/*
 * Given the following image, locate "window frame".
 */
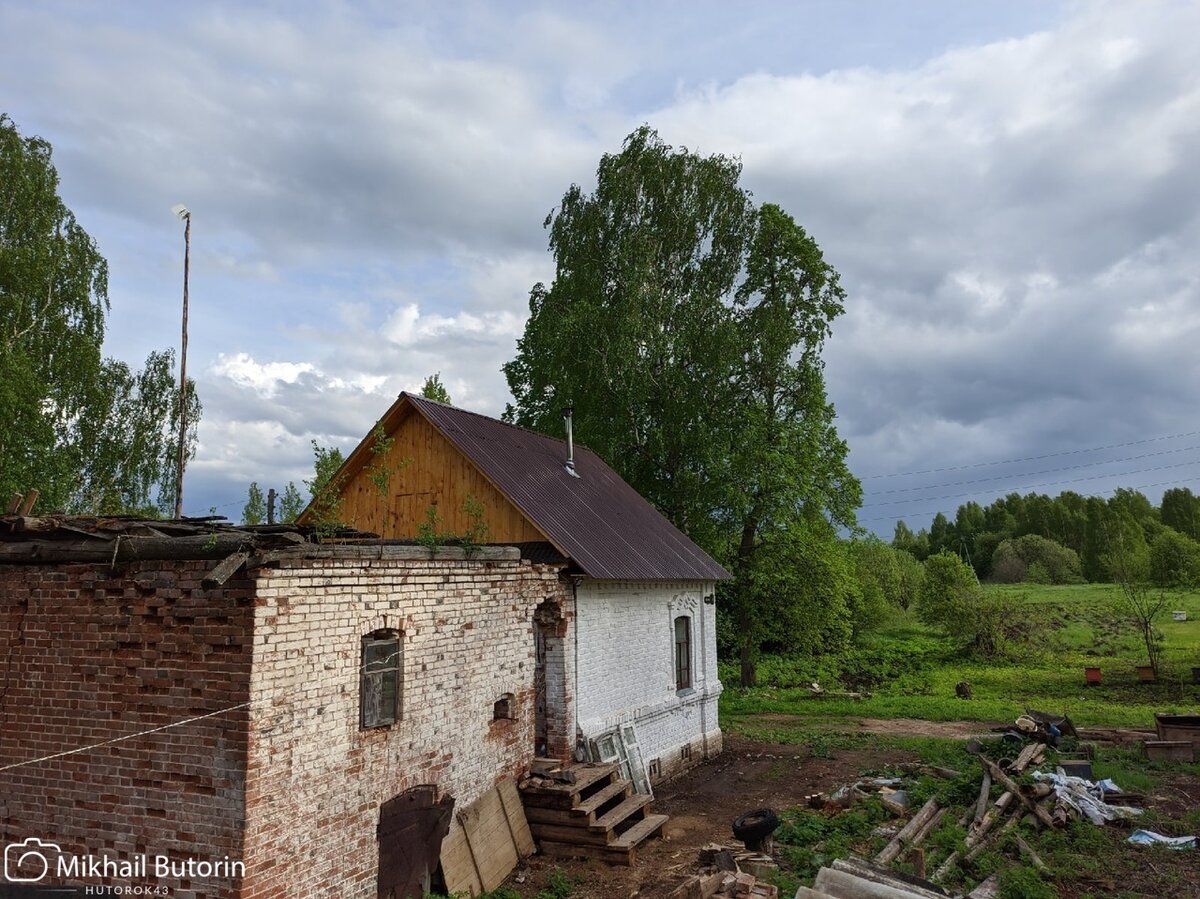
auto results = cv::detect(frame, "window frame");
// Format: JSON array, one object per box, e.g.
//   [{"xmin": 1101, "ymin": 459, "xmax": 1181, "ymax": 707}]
[
  {"xmin": 360, "ymin": 631, "xmax": 402, "ymax": 729},
  {"xmin": 673, "ymin": 615, "xmax": 692, "ymax": 692}
]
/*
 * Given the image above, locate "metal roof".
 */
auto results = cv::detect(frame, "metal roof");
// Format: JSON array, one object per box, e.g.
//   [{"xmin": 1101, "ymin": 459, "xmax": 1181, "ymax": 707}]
[{"xmin": 406, "ymin": 394, "xmax": 730, "ymax": 581}]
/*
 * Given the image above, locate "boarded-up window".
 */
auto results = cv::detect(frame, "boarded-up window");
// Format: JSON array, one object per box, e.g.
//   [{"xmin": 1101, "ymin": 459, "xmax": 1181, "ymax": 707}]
[
  {"xmin": 674, "ymin": 616, "xmax": 691, "ymax": 691},
  {"xmin": 362, "ymin": 631, "xmax": 402, "ymax": 728}
]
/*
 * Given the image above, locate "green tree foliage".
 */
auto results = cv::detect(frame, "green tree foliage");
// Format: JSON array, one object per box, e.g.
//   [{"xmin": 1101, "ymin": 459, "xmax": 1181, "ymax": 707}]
[
  {"xmin": 849, "ymin": 537, "xmax": 912, "ymax": 625},
  {"xmin": 1103, "ymin": 514, "xmax": 1169, "ymax": 674},
  {"xmin": 894, "ymin": 549, "xmax": 925, "ymax": 611},
  {"xmin": 242, "ymin": 482, "xmax": 266, "ymax": 525},
  {"xmin": 503, "ymin": 127, "xmax": 860, "ymax": 685},
  {"xmin": 905, "ymin": 486, "xmax": 1200, "ymax": 584},
  {"xmin": 420, "ymin": 372, "xmax": 452, "ymax": 404},
  {"xmin": 891, "ymin": 520, "xmax": 930, "ymax": 561},
  {"xmin": 304, "ymin": 440, "xmax": 346, "ymax": 534},
  {"xmin": 1148, "ymin": 528, "xmax": 1200, "ymax": 588},
  {"xmin": 279, "ymin": 481, "xmax": 304, "ymax": 524},
  {"xmin": 1, "ymin": 113, "xmax": 198, "ymax": 514},
  {"xmin": 989, "ymin": 534, "xmax": 1082, "ymax": 585},
  {"xmin": 916, "ymin": 551, "xmax": 1031, "ymax": 657},
  {"xmin": 915, "ymin": 552, "xmax": 981, "ymax": 631},
  {"xmin": 1160, "ymin": 487, "xmax": 1200, "ymax": 540}
]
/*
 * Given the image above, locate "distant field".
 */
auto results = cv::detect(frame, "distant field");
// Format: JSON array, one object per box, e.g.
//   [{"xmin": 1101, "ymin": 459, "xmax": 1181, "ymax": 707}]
[{"xmin": 721, "ymin": 583, "xmax": 1200, "ymax": 731}]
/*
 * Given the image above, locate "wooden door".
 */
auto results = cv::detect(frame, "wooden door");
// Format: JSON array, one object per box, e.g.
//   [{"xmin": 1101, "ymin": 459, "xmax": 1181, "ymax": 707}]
[{"xmin": 377, "ymin": 786, "xmax": 454, "ymax": 899}]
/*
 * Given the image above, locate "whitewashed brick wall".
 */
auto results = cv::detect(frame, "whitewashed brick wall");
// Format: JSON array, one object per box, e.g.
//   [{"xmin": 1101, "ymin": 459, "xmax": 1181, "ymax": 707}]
[
  {"xmin": 572, "ymin": 579, "xmax": 722, "ymax": 782},
  {"xmin": 240, "ymin": 548, "xmax": 567, "ymax": 899}
]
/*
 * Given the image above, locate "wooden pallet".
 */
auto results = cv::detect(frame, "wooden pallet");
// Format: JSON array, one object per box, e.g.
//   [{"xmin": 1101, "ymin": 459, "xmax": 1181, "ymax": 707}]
[{"xmin": 521, "ymin": 762, "xmax": 668, "ymax": 865}]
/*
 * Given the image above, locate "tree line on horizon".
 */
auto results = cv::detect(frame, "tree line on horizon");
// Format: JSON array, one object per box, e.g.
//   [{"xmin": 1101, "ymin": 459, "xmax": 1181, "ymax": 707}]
[{"xmin": 891, "ymin": 485, "xmax": 1200, "ymax": 588}]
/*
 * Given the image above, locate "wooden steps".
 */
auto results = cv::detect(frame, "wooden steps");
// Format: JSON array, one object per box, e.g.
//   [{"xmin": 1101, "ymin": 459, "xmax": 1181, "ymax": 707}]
[{"xmin": 520, "ymin": 761, "xmax": 667, "ymax": 865}]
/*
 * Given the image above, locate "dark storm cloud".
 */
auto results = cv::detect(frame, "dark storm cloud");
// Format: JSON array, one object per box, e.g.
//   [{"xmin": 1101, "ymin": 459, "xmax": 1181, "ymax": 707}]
[{"xmin": 2, "ymin": 1, "xmax": 1196, "ymax": 522}]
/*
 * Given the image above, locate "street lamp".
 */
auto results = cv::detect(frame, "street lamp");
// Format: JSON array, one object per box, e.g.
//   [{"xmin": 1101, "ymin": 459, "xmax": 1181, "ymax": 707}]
[{"xmin": 171, "ymin": 204, "xmax": 191, "ymax": 519}]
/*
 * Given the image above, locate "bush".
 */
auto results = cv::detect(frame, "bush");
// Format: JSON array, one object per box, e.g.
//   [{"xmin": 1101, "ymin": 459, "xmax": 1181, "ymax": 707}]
[
  {"xmin": 916, "ymin": 553, "xmax": 1039, "ymax": 657},
  {"xmin": 1148, "ymin": 528, "xmax": 1200, "ymax": 588},
  {"xmin": 990, "ymin": 535, "xmax": 1082, "ymax": 585}
]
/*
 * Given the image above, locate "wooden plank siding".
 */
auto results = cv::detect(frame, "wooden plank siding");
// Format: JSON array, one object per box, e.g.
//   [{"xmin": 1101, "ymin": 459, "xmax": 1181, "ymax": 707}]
[{"xmin": 333, "ymin": 406, "xmax": 547, "ymax": 543}]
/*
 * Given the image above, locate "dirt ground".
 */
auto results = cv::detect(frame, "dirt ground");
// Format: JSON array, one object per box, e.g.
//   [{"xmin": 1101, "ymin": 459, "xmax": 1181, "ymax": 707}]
[
  {"xmin": 751, "ymin": 713, "xmax": 1003, "ymax": 740},
  {"xmin": 512, "ymin": 734, "xmax": 916, "ymax": 899},
  {"xmin": 509, "ymin": 729, "xmax": 1200, "ymax": 899}
]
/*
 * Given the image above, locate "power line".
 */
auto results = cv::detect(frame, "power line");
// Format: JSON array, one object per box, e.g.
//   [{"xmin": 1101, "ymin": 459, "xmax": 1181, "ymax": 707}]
[
  {"xmin": 861, "ymin": 458, "xmax": 1199, "ymax": 509},
  {"xmin": 858, "ymin": 476, "xmax": 1197, "ymax": 526},
  {"xmin": 861, "ymin": 429, "xmax": 1200, "ymax": 480},
  {"xmin": 869, "ymin": 443, "xmax": 1200, "ymax": 497}
]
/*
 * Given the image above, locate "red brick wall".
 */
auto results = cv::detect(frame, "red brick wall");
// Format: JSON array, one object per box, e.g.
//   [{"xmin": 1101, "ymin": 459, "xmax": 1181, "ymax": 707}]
[{"xmin": 0, "ymin": 561, "xmax": 253, "ymax": 898}]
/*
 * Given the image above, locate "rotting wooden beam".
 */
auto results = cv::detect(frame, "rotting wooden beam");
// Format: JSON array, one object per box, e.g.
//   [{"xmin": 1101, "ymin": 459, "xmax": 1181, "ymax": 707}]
[
  {"xmin": 5, "ymin": 494, "xmax": 22, "ymax": 515},
  {"xmin": 202, "ymin": 551, "xmax": 251, "ymax": 589},
  {"xmin": 971, "ymin": 772, "xmax": 992, "ymax": 830},
  {"xmin": 17, "ymin": 489, "xmax": 38, "ymax": 516},
  {"xmin": 875, "ymin": 797, "xmax": 940, "ymax": 865},
  {"xmin": 975, "ymin": 755, "xmax": 1057, "ymax": 830}
]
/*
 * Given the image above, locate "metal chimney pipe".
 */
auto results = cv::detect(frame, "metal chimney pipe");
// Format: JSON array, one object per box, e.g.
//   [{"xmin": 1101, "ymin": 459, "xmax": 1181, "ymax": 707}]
[{"xmin": 562, "ymin": 406, "xmax": 579, "ymax": 478}]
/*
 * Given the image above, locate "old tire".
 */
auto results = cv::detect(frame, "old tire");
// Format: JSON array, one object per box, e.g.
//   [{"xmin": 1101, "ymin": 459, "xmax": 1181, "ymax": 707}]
[{"xmin": 732, "ymin": 808, "xmax": 780, "ymax": 845}]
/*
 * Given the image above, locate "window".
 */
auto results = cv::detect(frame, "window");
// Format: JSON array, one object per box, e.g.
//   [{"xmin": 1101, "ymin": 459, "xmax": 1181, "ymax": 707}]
[
  {"xmin": 361, "ymin": 631, "xmax": 402, "ymax": 728},
  {"xmin": 493, "ymin": 693, "xmax": 514, "ymax": 720},
  {"xmin": 674, "ymin": 616, "xmax": 692, "ymax": 691}
]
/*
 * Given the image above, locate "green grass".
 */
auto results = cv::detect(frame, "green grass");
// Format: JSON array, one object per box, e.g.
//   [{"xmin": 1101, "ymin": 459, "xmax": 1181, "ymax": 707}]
[
  {"xmin": 721, "ymin": 584, "xmax": 1200, "ymax": 730},
  {"xmin": 720, "ymin": 584, "xmax": 1200, "ymax": 898}
]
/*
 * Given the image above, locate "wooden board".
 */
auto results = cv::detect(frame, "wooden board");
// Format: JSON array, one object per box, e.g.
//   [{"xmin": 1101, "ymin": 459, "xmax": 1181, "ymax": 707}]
[
  {"xmin": 440, "ymin": 823, "xmax": 484, "ymax": 897},
  {"xmin": 499, "ymin": 779, "xmax": 536, "ymax": 857},
  {"xmin": 440, "ymin": 779, "xmax": 534, "ymax": 896}
]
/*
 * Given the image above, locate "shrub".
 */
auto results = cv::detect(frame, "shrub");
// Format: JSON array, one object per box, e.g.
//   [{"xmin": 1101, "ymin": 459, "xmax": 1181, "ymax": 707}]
[{"xmin": 990, "ymin": 535, "xmax": 1082, "ymax": 585}]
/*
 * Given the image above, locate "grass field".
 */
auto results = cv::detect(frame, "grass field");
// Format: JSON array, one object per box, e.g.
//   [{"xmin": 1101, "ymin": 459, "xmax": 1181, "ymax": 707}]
[
  {"xmin": 721, "ymin": 583, "xmax": 1200, "ymax": 731},
  {"xmin": 717, "ymin": 584, "xmax": 1200, "ymax": 897}
]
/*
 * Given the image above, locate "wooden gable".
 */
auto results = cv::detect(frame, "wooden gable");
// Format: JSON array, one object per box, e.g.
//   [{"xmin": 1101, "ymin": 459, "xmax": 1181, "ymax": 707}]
[{"xmin": 320, "ymin": 400, "xmax": 548, "ymax": 544}]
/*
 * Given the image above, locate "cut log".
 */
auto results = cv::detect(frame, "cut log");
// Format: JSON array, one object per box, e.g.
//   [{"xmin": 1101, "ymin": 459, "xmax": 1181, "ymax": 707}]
[
  {"xmin": 968, "ymin": 793, "xmax": 1015, "ymax": 848},
  {"xmin": 17, "ymin": 489, "xmax": 38, "ymax": 515},
  {"xmin": 909, "ymin": 807, "xmax": 947, "ymax": 849},
  {"xmin": 874, "ymin": 797, "xmax": 939, "ymax": 865},
  {"xmin": 975, "ymin": 755, "xmax": 1057, "ymax": 829},
  {"xmin": 1013, "ymin": 834, "xmax": 1047, "ymax": 872},
  {"xmin": 5, "ymin": 494, "xmax": 22, "ymax": 515},
  {"xmin": 909, "ymin": 847, "xmax": 925, "ymax": 880},
  {"xmin": 971, "ymin": 772, "xmax": 992, "ymax": 830},
  {"xmin": 964, "ymin": 811, "xmax": 1019, "ymax": 862}
]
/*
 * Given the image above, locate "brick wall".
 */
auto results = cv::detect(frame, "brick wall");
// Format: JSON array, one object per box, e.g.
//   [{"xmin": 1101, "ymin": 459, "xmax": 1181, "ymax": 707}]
[
  {"xmin": 240, "ymin": 547, "xmax": 568, "ymax": 899},
  {"xmin": 573, "ymin": 580, "xmax": 723, "ymax": 782},
  {"xmin": 0, "ymin": 561, "xmax": 253, "ymax": 898}
]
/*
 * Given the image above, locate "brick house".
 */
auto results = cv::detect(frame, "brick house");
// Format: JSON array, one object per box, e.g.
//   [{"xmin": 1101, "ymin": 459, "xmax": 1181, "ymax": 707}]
[
  {"xmin": 299, "ymin": 393, "xmax": 729, "ymax": 781},
  {"xmin": 0, "ymin": 397, "xmax": 727, "ymax": 898},
  {"xmin": 0, "ymin": 525, "xmax": 569, "ymax": 898}
]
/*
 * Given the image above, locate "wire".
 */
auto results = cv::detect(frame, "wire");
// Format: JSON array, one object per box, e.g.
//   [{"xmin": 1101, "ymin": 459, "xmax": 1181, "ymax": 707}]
[
  {"xmin": 869, "ymin": 443, "xmax": 1200, "ymax": 496},
  {"xmin": 861, "ymin": 429, "xmax": 1200, "ymax": 480},
  {"xmin": 861, "ymin": 458, "xmax": 1199, "ymax": 509},
  {"xmin": 0, "ymin": 649, "xmax": 403, "ymax": 775},
  {"xmin": 0, "ymin": 704, "xmax": 251, "ymax": 773},
  {"xmin": 858, "ymin": 476, "xmax": 1197, "ymax": 526}
]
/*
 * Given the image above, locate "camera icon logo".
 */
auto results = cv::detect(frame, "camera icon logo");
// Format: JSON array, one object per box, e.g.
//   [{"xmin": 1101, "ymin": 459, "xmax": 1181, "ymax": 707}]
[{"xmin": 4, "ymin": 837, "xmax": 61, "ymax": 883}]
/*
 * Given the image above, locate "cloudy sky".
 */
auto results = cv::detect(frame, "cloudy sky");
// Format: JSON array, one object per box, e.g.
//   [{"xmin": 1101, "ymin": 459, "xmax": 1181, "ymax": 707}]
[{"xmin": 3, "ymin": 0, "xmax": 1198, "ymax": 532}]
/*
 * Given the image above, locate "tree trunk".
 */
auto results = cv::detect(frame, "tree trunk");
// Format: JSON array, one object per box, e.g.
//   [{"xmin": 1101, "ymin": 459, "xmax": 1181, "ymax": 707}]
[{"xmin": 739, "ymin": 637, "xmax": 757, "ymax": 687}]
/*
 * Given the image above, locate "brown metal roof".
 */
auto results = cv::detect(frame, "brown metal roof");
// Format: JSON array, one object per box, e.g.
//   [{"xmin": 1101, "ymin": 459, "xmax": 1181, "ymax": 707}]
[{"xmin": 405, "ymin": 394, "xmax": 730, "ymax": 581}]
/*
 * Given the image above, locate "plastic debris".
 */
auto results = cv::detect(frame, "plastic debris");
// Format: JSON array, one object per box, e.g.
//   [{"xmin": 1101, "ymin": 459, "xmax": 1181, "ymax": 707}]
[
  {"xmin": 1032, "ymin": 771, "xmax": 1144, "ymax": 825},
  {"xmin": 1127, "ymin": 830, "xmax": 1196, "ymax": 849}
]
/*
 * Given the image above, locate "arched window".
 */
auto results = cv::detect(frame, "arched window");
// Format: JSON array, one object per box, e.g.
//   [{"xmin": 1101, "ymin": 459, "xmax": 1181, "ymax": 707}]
[
  {"xmin": 674, "ymin": 616, "xmax": 692, "ymax": 691},
  {"xmin": 361, "ymin": 630, "xmax": 402, "ymax": 728}
]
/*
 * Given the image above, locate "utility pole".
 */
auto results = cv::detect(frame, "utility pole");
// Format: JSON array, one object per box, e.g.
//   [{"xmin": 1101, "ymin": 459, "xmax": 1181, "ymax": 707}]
[{"xmin": 171, "ymin": 204, "xmax": 191, "ymax": 519}]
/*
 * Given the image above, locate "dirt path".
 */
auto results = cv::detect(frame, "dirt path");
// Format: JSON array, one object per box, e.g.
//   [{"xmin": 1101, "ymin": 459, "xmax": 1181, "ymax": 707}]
[{"xmin": 752, "ymin": 712, "xmax": 1005, "ymax": 739}]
